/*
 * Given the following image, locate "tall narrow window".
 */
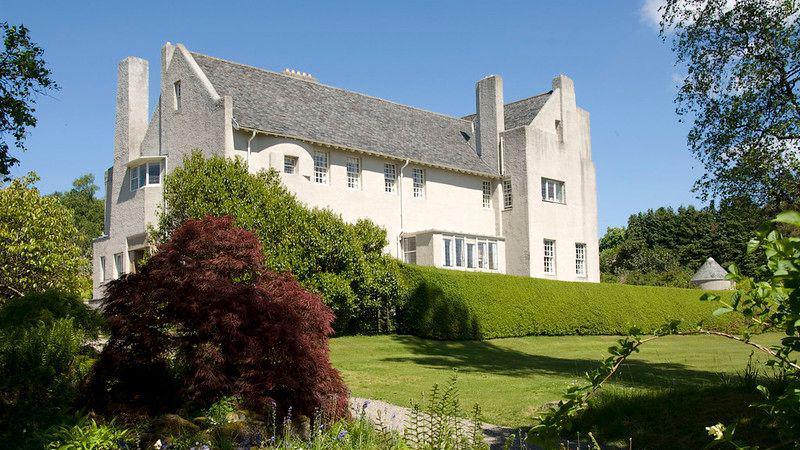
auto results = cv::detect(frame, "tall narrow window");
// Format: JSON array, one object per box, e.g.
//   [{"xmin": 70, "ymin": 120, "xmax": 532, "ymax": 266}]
[
  {"xmin": 488, "ymin": 241, "xmax": 498, "ymax": 270},
  {"xmin": 346, "ymin": 156, "xmax": 361, "ymax": 189},
  {"xmin": 575, "ymin": 243, "xmax": 587, "ymax": 277},
  {"xmin": 541, "ymin": 178, "xmax": 565, "ymax": 203},
  {"xmin": 455, "ymin": 237, "xmax": 465, "ymax": 267},
  {"xmin": 503, "ymin": 179, "xmax": 512, "ymax": 210},
  {"xmin": 543, "ymin": 239, "xmax": 556, "ymax": 275},
  {"xmin": 482, "ymin": 181, "xmax": 492, "ymax": 208},
  {"xmin": 173, "ymin": 80, "xmax": 182, "ymax": 110},
  {"xmin": 403, "ymin": 237, "xmax": 417, "ymax": 264},
  {"xmin": 466, "ymin": 243, "xmax": 475, "ymax": 268},
  {"xmin": 147, "ymin": 162, "xmax": 161, "ymax": 185},
  {"xmin": 384, "ymin": 163, "xmax": 397, "ymax": 193},
  {"xmin": 113, "ymin": 252, "xmax": 124, "ymax": 278},
  {"xmin": 412, "ymin": 168, "xmax": 425, "ymax": 198},
  {"xmin": 284, "ymin": 156, "xmax": 298, "ymax": 174},
  {"xmin": 443, "ymin": 238, "xmax": 452, "ymax": 267},
  {"xmin": 313, "ymin": 151, "xmax": 329, "ymax": 184},
  {"xmin": 130, "ymin": 166, "xmax": 139, "ymax": 191},
  {"xmin": 477, "ymin": 241, "xmax": 486, "ymax": 269},
  {"xmin": 99, "ymin": 256, "xmax": 106, "ymax": 282}
]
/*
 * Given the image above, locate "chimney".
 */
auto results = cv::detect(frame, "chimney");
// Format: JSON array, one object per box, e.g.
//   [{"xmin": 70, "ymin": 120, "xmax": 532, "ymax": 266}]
[
  {"xmin": 475, "ymin": 75, "xmax": 504, "ymax": 160},
  {"xmin": 161, "ymin": 42, "xmax": 175, "ymax": 93},
  {"xmin": 551, "ymin": 74, "xmax": 576, "ymax": 144},
  {"xmin": 115, "ymin": 57, "xmax": 149, "ymax": 163}
]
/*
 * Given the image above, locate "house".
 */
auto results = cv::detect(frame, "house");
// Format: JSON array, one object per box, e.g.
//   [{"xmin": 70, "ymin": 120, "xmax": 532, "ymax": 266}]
[
  {"xmin": 92, "ymin": 43, "xmax": 600, "ymax": 299},
  {"xmin": 691, "ymin": 257, "xmax": 734, "ymax": 290}
]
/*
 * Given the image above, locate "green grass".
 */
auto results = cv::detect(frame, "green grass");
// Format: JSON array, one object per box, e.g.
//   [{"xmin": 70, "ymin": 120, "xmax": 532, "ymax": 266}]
[
  {"xmin": 330, "ymin": 333, "xmax": 783, "ymax": 428},
  {"xmin": 401, "ymin": 265, "xmax": 742, "ymax": 339}
]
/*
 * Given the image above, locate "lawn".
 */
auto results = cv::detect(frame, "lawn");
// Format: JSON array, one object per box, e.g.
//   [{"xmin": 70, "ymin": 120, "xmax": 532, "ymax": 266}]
[{"xmin": 329, "ymin": 333, "xmax": 784, "ymax": 428}]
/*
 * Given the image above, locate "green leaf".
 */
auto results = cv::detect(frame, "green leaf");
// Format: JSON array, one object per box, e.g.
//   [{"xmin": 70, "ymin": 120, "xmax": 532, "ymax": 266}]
[
  {"xmin": 773, "ymin": 211, "xmax": 800, "ymax": 227},
  {"xmin": 712, "ymin": 307, "xmax": 733, "ymax": 316}
]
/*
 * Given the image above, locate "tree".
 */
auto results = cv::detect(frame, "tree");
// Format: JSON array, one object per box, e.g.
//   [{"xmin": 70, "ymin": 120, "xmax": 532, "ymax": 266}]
[
  {"xmin": 86, "ymin": 215, "xmax": 349, "ymax": 421},
  {"xmin": 50, "ymin": 174, "xmax": 104, "ymax": 257},
  {"xmin": 0, "ymin": 22, "xmax": 57, "ymax": 180},
  {"xmin": 156, "ymin": 152, "xmax": 403, "ymax": 334},
  {"xmin": 661, "ymin": 0, "xmax": 800, "ymax": 209},
  {"xmin": 0, "ymin": 173, "xmax": 85, "ymax": 300}
]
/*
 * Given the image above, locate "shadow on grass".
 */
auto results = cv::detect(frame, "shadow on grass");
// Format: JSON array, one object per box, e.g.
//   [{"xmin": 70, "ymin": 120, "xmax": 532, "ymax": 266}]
[{"xmin": 382, "ymin": 335, "xmax": 727, "ymax": 388}]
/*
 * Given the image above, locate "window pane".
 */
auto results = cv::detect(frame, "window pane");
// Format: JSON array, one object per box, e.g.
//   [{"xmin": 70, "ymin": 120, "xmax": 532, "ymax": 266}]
[
  {"xmin": 347, "ymin": 156, "xmax": 360, "ymax": 189},
  {"xmin": 482, "ymin": 181, "xmax": 491, "ymax": 208},
  {"xmin": 544, "ymin": 239, "xmax": 556, "ymax": 274},
  {"xmin": 575, "ymin": 243, "xmax": 586, "ymax": 276},
  {"xmin": 413, "ymin": 168, "xmax": 425, "ymax": 198},
  {"xmin": 443, "ymin": 238, "xmax": 452, "ymax": 266},
  {"xmin": 114, "ymin": 253, "xmax": 124, "ymax": 278},
  {"xmin": 503, "ymin": 180, "xmax": 512, "ymax": 209},
  {"xmin": 284, "ymin": 156, "xmax": 297, "ymax": 174},
  {"xmin": 130, "ymin": 167, "xmax": 139, "ymax": 191},
  {"xmin": 455, "ymin": 238, "xmax": 464, "ymax": 267},
  {"xmin": 138, "ymin": 165, "xmax": 146, "ymax": 189},
  {"xmin": 488, "ymin": 242, "xmax": 497, "ymax": 270},
  {"xmin": 384, "ymin": 164, "xmax": 397, "ymax": 193},
  {"xmin": 147, "ymin": 162, "xmax": 161, "ymax": 185},
  {"xmin": 99, "ymin": 256, "xmax": 106, "ymax": 281},
  {"xmin": 466, "ymin": 243, "xmax": 475, "ymax": 268},
  {"xmin": 477, "ymin": 242, "xmax": 486, "ymax": 268},
  {"xmin": 314, "ymin": 151, "xmax": 328, "ymax": 184},
  {"xmin": 403, "ymin": 237, "xmax": 417, "ymax": 264}
]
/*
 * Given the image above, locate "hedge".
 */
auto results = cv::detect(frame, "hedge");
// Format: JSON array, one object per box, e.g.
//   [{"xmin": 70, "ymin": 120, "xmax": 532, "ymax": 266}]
[{"xmin": 400, "ymin": 265, "xmax": 743, "ymax": 340}]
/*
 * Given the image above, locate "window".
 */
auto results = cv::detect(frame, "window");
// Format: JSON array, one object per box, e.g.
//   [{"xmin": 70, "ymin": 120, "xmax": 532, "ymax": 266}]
[
  {"xmin": 455, "ymin": 237, "xmax": 464, "ymax": 267},
  {"xmin": 284, "ymin": 156, "xmax": 298, "ymax": 174},
  {"xmin": 541, "ymin": 178, "xmax": 565, "ymax": 203},
  {"xmin": 346, "ymin": 156, "xmax": 361, "ymax": 189},
  {"xmin": 443, "ymin": 238, "xmax": 452, "ymax": 267},
  {"xmin": 575, "ymin": 243, "xmax": 587, "ymax": 277},
  {"xmin": 173, "ymin": 80, "xmax": 181, "ymax": 110},
  {"xmin": 113, "ymin": 252, "xmax": 124, "ymax": 278},
  {"xmin": 99, "ymin": 256, "xmax": 106, "ymax": 281},
  {"xmin": 403, "ymin": 237, "xmax": 417, "ymax": 264},
  {"xmin": 482, "ymin": 181, "xmax": 492, "ymax": 208},
  {"xmin": 544, "ymin": 239, "xmax": 556, "ymax": 275},
  {"xmin": 129, "ymin": 162, "xmax": 162, "ymax": 191},
  {"xmin": 384, "ymin": 163, "xmax": 397, "ymax": 193},
  {"xmin": 313, "ymin": 151, "xmax": 329, "ymax": 184},
  {"xmin": 477, "ymin": 242, "xmax": 486, "ymax": 269},
  {"xmin": 412, "ymin": 168, "xmax": 425, "ymax": 198},
  {"xmin": 466, "ymin": 243, "xmax": 475, "ymax": 268},
  {"xmin": 503, "ymin": 179, "xmax": 512, "ymax": 209},
  {"xmin": 488, "ymin": 241, "xmax": 498, "ymax": 270},
  {"xmin": 555, "ymin": 120, "xmax": 563, "ymax": 141}
]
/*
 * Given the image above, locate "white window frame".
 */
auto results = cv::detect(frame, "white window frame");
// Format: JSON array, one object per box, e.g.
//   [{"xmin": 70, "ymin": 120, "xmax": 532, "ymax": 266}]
[
  {"xmin": 541, "ymin": 178, "xmax": 565, "ymax": 204},
  {"xmin": 503, "ymin": 179, "xmax": 512, "ymax": 210},
  {"xmin": 173, "ymin": 80, "xmax": 182, "ymax": 111},
  {"xmin": 129, "ymin": 162, "xmax": 162, "ymax": 192},
  {"xmin": 488, "ymin": 241, "xmax": 498, "ymax": 270},
  {"xmin": 482, "ymin": 181, "xmax": 492, "ymax": 208},
  {"xmin": 477, "ymin": 241, "xmax": 487, "ymax": 269},
  {"xmin": 113, "ymin": 252, "xmax": 124, "ymax": 278},
  {"xmin": 412, "ymin": 168, "xmax": 425, "ymax": 198},
  {"xmin": 384, "ymin": 163, "xmax": 397, "ymax": 194},
  {"xmin": 403, "ymin": 237, "xmax": 417, "ymax": 264},
  {"xmin": 443, "ymin": 237, "xmax": 453, "ymax": 267},
  {"xmin": 346, "ymin": 156, "xmax": 361, "ymax": 190},
  {"xmin": 466, "ymin": 242, "xmax": 475, "ymax": 269},
  {"xmin": 455, "ymin": 237, "xmax": 465, "ymax": 267},
  {"xmin": 313, "ymin": 151, "xmax": 329, "ymax": 184},
  {"xmin": 576, "ymin": 243, "xmax": 587, "ymax": 277},
  {"xmin": 284, "ymin": 156, "xmax": 298, "ymax": 174},
  {"xmin": 99, "ymin": 256, "xmax": 106, "ymax": 282},
  {"xmin": 544, "ymin": 239, "xmax": 556, "ymax": 275}
]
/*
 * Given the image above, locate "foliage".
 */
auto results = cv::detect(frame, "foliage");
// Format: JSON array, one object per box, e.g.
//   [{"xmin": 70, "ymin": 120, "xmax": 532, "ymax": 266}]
[
  {"xmin": 0, "ymin": 22, "xmax": 57, "ymax": 180},
  {"xmin": 50, "ymin": 174, "xmax": 105, "ymax": 258},
  {"xmin": 0, "ymin": 290, "xmax": 105, "ymax": 337},
  {"xmin": 0, "ymin": 173, "xmax": 87, "ymax": 300},
  {"xmin": 47, "ymin": 417, "xmax": 131, "ymax": 450},
  {"xmin": 400, "ymin": 264, "xmax": 741, "ymax": 340},
  {"xmin": 155, "ymin": 152, "xmax": 403, "ymax": 334},
  {"xmin": 87, "ymin": 215, "xmax": 349, "ymax": 422},
  {"xmin": 0, "ymin": 318, "xmax": 94, "ymax": 448},
  {"xmin": 660, "ymin": 0, "xmax": 800, "ymax": 208},
  {"xmin": 600, "ymin": 199, "xmax": 767, "ymax": 286}
]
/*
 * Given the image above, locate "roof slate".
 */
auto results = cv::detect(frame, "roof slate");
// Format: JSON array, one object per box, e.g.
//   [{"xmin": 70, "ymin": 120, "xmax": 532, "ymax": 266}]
[
  {"xmin": 191, "ymin": 52, "xmax": 500, "ymax": 176},
  {"xmin": 692, "ymin": 257, "xmax": 729, "ymax": 281},
  {"xmin": 462, "ymin": 92, "xmax": 552, "ymax": 131}
]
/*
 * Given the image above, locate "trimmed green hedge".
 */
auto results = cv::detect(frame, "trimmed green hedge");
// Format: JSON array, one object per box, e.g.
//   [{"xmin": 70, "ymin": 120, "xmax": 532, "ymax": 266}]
[{"xmin": 400, "ymin": 265, "xmax": 743, "ymax": 340}]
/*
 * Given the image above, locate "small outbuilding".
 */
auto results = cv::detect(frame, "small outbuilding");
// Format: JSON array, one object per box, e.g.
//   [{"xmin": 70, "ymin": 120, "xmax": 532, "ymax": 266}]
[{"xmin": 691, "ymin": 257, "xmax": 734, "ymax": 290}]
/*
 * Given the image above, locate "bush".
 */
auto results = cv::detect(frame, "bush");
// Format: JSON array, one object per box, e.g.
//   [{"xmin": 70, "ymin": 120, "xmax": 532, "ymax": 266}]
[
  {"xmin": 87, "ymin": 216, "xmax": 348, "ymax": 422},
  {"xmin": 400, "ymin": 265, "xmax": 742, "ymax": 340},
  {"xmin": 47, "ymin": 417, "xmax": 131, "ymax": 450},
  {"xmin": 0, "ymin": 319, "xmax": 94, "ymax": 448},
  {"xmin": 0, "ymin": 290, "xmax": 105, "ymax": 337}
]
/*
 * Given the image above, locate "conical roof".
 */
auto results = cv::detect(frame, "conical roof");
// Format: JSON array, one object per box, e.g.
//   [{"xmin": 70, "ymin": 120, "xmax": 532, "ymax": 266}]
[{"xmin": 692, "ymin": 257, "xmax": 729, "ymax": 282}]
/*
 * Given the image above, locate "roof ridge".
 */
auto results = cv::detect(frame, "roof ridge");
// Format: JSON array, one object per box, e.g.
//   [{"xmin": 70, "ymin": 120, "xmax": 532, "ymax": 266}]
[{"xmin": 189, "ymin": 50, "xmax": 473, "ymax": 126}]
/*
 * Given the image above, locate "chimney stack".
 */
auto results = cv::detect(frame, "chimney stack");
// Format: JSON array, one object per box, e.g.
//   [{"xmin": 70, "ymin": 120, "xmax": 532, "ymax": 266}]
[
  {"xmin": 115, "ymin": 57, "xmax": 149, "ymax": 163},
  {"xmin": 475, "ymin": 75, "xmax": 504, "ymax": 160}
]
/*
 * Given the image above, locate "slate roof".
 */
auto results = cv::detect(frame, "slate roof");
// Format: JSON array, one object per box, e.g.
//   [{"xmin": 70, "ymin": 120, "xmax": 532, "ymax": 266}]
[
  {"xmin": 190, "ymin": 52, "xmax": 500, "ymax": 176},
  {"xmin": 461, "ymin": 92, "xmax": 552, "ymax": 131},
  {"xmin": 691, "ymin": 257, "xmax": 729, "ymax": 281}
]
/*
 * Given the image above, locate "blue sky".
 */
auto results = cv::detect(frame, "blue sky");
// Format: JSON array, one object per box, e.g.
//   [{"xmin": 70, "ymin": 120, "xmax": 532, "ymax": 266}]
[{"xmin": 4, "ymin": 0, "xmax": 697, "ymax": 234}]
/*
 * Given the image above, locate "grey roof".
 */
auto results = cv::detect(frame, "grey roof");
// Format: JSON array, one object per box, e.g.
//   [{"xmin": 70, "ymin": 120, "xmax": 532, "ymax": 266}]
[
  {"xmin": 462, "ymin": 92, "xmax": 552, "ymax": 130},
  {"xmin": 191, "ymin": 52, "xmax": 498, "ymax": 176},
  {"xmin": 692, "ymin": 257, "xmax": 729, "ymax": 281}
]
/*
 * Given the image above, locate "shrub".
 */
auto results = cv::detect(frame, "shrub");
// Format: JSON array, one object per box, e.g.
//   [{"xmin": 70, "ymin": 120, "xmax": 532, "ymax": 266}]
[
  {"xmin": 400, "ymin": 265, "xmax": 742, "ymax": 340},
  {"xmin": 47, "ymin": 417, "xmax": 131, "ymax": 450},
  {"xmin": 0, "ymin": 290, "xmax": 105, "ymax": 337},
  {"xmin": 86, "ymin": 216, "xmax": 349, "ymax": 422},
  {"xmin": 0, "ymin": 319, "xmax": 93, "ymax": 448},
  {"xmin": 155, "ymin": 152, "xmax": 402, "ymax": 334}
]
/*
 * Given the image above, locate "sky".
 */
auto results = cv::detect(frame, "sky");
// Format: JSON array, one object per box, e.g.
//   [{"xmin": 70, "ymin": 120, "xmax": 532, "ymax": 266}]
[{"xmin": 3, "ymin": 0, "xmax": 697, "ymax": 234}]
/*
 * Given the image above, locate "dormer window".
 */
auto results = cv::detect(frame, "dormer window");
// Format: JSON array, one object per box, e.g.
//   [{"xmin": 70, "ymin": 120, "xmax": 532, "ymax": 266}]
[
  {"xmin": 173, "ymin": 80, "xmax": 182, "ymax": 110},
  {"xmin": 129, "ymin": 162, "xmax": 163, "ymax": 191}
]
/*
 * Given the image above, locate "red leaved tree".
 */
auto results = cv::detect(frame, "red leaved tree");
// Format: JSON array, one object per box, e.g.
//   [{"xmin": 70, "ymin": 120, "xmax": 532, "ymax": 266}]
[{"xmin": 85, "ymin": 215, "xmax": 349, "ymax": 420}]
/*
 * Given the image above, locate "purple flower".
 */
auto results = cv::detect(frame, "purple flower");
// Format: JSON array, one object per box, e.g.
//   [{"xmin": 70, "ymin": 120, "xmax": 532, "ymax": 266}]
[
  {"xmin": 362, "ymin": 400, "xmax": 371, "ymax": 410},
  {"xmin": 336, "ymin": 430, "xmax": 348, "ymax": 441}
]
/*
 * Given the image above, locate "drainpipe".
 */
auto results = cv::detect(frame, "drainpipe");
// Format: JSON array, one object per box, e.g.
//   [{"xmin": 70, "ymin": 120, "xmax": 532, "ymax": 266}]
[
  {"xmin": 398, "ymin": 159, "xmax": 410, "ymax": 259},
  {"xmin": 246, "ymin": 129, "xmax": 256, "ymax": 171}
]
